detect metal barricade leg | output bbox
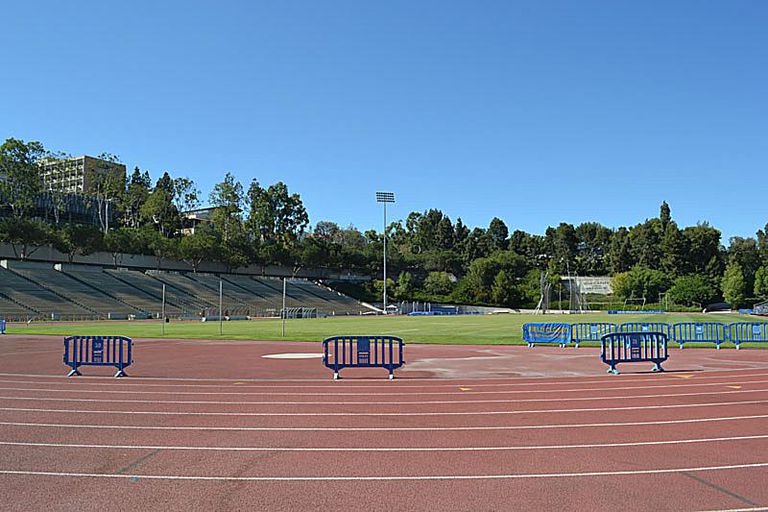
[652,362,663,372]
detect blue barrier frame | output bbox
[571,323,617,348]
[670,323,727,349]
[322,335,404,380]
[728,322,768,349]
[0,319,5,335]
[63,335,133,378]
[618,323,670,337]
[601,332,668,375]
[522,323,572,348]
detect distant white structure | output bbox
[565,276,613,295]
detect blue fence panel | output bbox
[618,322,670,337]
[601,332,669,375]
[63,335,133,378]
[522,323,572,348]
[571,323,618,347]
[0,319,5,334]
[728,323,768,349]
[322,335,404,380]
[670,323,727,349]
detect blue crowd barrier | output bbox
[63,335,133,378]
[670,323,727,349]
[571,323,617,348]
[0,319,5,334]
[728,322,768,349]
[618,322,670,337]
[523,323,572,348]
[601,332,668,375]
[322,335,404,380]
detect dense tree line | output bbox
[2,137,768,309]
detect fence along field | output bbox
[6,311,768,346]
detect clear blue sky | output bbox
[2,1,766,243]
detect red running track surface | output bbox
[0,334,767,511]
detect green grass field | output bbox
[7,312,766,346]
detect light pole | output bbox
[376,191,395,315]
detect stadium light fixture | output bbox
[376,191,395,314]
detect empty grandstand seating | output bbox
[0,265,94,319]
[9,265,137,317]
[64,268,174,317]
[0,292,36,320]
[0,261,365,321]
[105,269,204,314]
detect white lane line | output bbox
[1,462,766,481]
[1,435,767,452]
[0,399,766,418]
[1,378,768,396]
[700,508,768,512]
[0,407,768,432]
[0,388,766,405]
[1,366,767,385]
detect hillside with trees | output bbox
[2,137,768,309]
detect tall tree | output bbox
[245,180,308,244]
[754,266,768,299]
[722,260,747,308]
[487,217,509,252]
[0,138,46,218]
[659,201,672,231]
[209,172,244,243]
[123,167,151,228]
[141,172,181,237]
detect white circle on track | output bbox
[262,353,324,359]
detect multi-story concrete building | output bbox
[41,155,126,194]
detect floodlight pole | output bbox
[219,278,223,336]
[376,192,395,315]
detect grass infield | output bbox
[6,312,767,347]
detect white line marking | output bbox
[0,399,765,419]
[0,407,768,432]
[0,462,766,481]
[1,378,767,396]
[0,388,765,405]
[1,366,767,385]
[699,508,768,512]
[1,435,767,452]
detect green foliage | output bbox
[722,260,747,308]
[0,218,52,260]
[52,224,103,263]
[423,271,455,297]
[0,138,46,218]
[395,272,414,300]
[611,267,671,301]
[178,230,217,272]
[667,274,717,307]
[754,266,768,299]
[245,180,308,244]
[491,270,518,306]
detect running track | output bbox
[1,335,767,511]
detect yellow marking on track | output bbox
[671,374,694,379]
[727,385,742,389]
[459,387,473,391]
[233,382,245,385]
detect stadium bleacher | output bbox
[0,261,365,321]
[0,265,94,319]
[9,264,136,317]
[0,292,36,320]
[64,267,172,317]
